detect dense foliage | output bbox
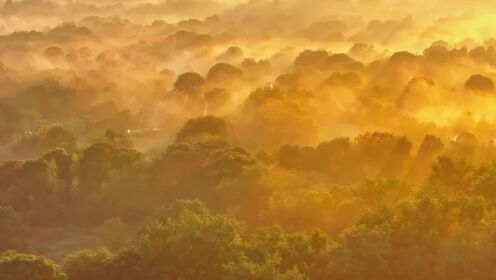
[2,117,496,279]
[3,0,496,279]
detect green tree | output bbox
[64,249,111,280]
[0,251,66,280]
[17,158,58,209]
[64,248,144,280]
[79,143,143,194]
[138,200,245,279]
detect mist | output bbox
[2,1,496,280]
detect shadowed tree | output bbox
[174,72,205,97]
[465,74,495,93]
[176,116,229,142]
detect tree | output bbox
[449,131,478,163]
[224,261,308,280]
[206,63,243,84]
[246,226,332,279]
[277,137,359,184]
[429,156,473,192]
[465,74,495,92]
[241,59,271,79]
[316,137,357,184]
[79,142,143,194]
[471,161,496,199]
[100,249,144,280]
[138,200,245,279]
[17,158,58,208]
[0,251,66,280]
[379,137,412,177]
[103,129,132,149]
[174,72,205,97]
[294,50,328,68]
[64,249,112,280]
[354,132,399,177]
[64,248,143,280]
[277,145,316,172]
[176,116,228,142]
[42,148,77,200]
[241,86,317,149]
[409,135,444,180]
[45,46,64,58]
[153,137,258,207]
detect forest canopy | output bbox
[2,0,496,279]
